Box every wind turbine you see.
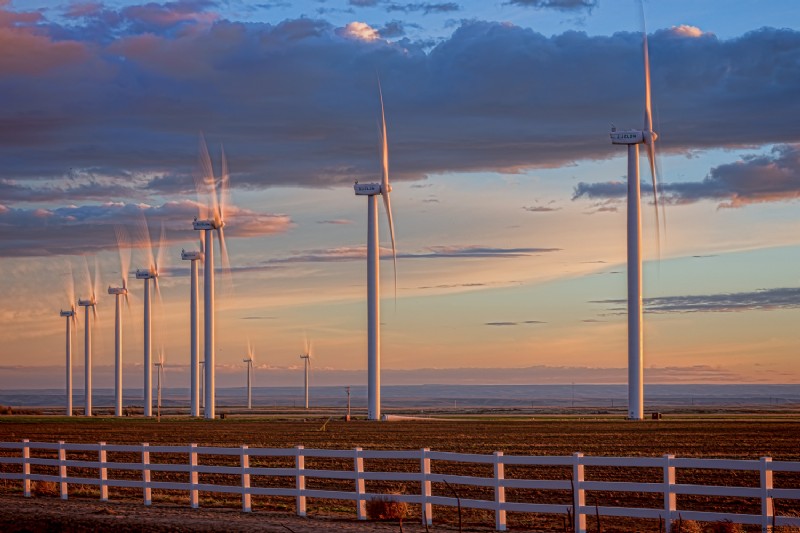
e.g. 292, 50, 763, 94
192, 135, 232, 420
300, 339, 312, 409
353, 83, 397, 421
60, 271, 78, 417
181, 240, 203, 417
109, 226, 131, 417
154, 348, 166, 420
77, 259, 99, 417
609, 13, 664, 421
243, 342, 255, 410
135, 220, 166, 418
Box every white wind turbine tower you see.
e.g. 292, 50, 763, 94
135, 221, 166, 418
300, 339, 312, 410
243, 342, 255, 410
154, 348, 166, 420
60, 270, 78, 417
77, 259, 100, 417
192, 136, 232, 420
181, 239, 203, 417
609, 13, 664, 421
109, 226, 131, 417
353, 83, 397, 421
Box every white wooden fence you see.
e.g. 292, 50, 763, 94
2, 440, 800, 532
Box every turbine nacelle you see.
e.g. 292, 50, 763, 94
193, 218, 223, 231
354, 182, 383, 196
181, 249, 204, 261
78, 297, 96, 307
610, 129, 644, 145
108, 286, 127, 296
60, 308, 75, 317
135, 268, 157, 280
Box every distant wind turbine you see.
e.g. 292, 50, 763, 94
243, 342, 255, 410
181, 239, 203, 417
154, 348, 166, 420
353, 82, 397, 421
109, 226, 131, 417
193, 135, 232, 420
608, 9, 665, 420
300, 338, 312, 409
135, 220, 166, 418
77, 258, 100, 417
60, 269, 78, 417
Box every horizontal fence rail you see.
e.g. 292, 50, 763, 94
1, 440, 799, 532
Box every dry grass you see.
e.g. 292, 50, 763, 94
366, 494, 408, 521
31, 480, 58, 497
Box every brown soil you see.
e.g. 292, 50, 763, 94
0, 415, 798, 532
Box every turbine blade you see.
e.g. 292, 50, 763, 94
66, 261, 75, 307
219, 144, 230, 223
114, 225, 131, 289
641, 1, 664, 258
156, 223, 168, 276
92, 256, 101, 302
124, 292, 130, 310
137, 213, 155, 273
378, 79, 398, 301
646, 141, 662, 259
217, 226, 233, 292
82, 255, 91, 299
642, 3, 653, 134
195, 132, 214, 220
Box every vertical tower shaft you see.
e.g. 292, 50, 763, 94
190, 260, 199, 417
115, 295, 122, 417
247, 364, 252, 410
367, 195, 380, 421
144, 279, 152, 417
627, 144, 644, 420
304, 359, 309, 409
204, 228, 215, 419
84, 306, 92, 417
65, 318, 72, 416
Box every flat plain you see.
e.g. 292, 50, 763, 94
1, 414, 799, 532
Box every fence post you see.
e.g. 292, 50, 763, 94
354, 447, 366, 520
295, 445, 306, 517
99, 442, 108, 501
663, 454, 675, 533
142, 443, 151, 506
573, 452, 586, 533
241, 445, 251, 512
189, 443, 199, 508
494, 451, 506, 531
760, 456, 774, 533
58, 440, 68, 500
421, 448, 433, 527
22, 439, 30, 498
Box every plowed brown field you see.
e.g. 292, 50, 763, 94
1, 415, 799, 532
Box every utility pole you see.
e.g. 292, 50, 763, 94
345, 386, 351, 422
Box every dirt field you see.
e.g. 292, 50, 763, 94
1, 415, 799, 532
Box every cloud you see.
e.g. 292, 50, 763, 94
385, 2, 460, 15
316, 219, 353, 225
574, 144, 800, 208
263, 244, 559, 264
339, 21, 381, 41
592, 287, 800, 314
0, 201, 292, 257
504, 0, 597, 12
522, 203, 560, 212
485, 320, 545, 326
0, 7, 798, 209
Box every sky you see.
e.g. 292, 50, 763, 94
0, 0, 798, 392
